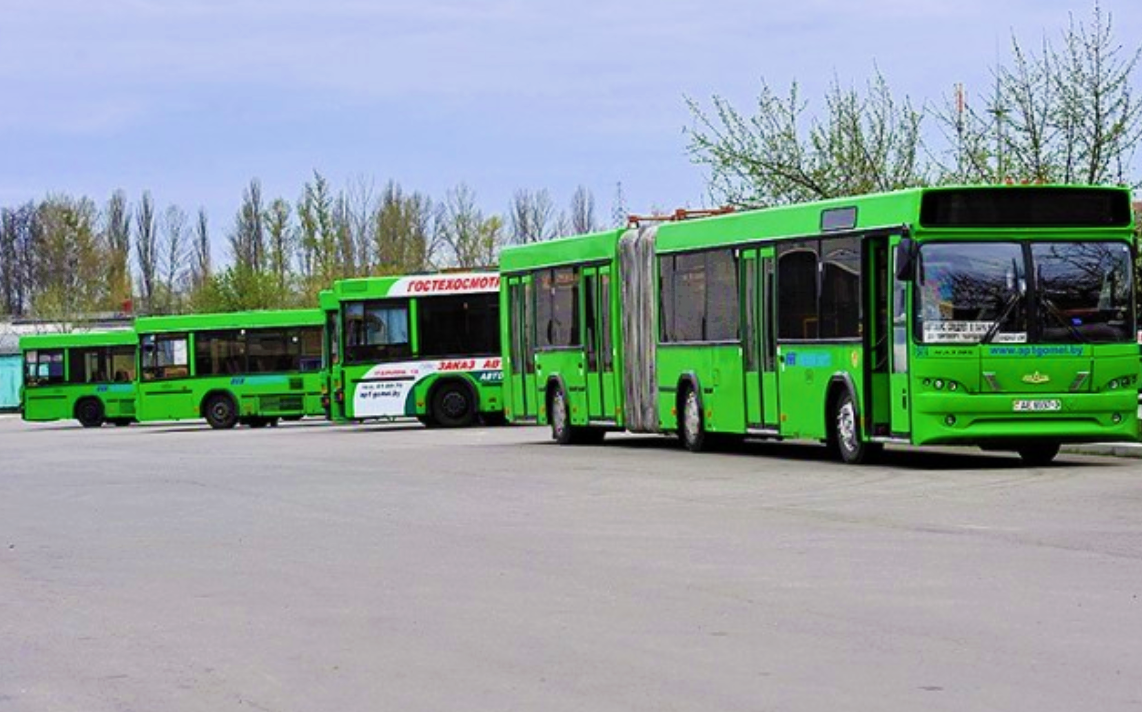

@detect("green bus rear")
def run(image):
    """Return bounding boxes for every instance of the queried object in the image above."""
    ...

[134,309,326,429]
[500,185,1139,465]
[329,272,503,427]
[20,330,138,427]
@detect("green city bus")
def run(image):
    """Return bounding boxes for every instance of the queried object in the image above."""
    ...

[20,329,138,427]
[134,309,326,429]
[500,185,1139,465]
[328,271,503,426]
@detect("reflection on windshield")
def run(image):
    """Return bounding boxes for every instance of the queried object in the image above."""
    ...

[917,241,1135,344]
[918,242,1026,343]
[1032,242,1133,343]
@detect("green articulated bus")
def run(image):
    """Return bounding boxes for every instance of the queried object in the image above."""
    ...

[500,185,1139,465]
[20,329,139,427]
[327,271,503,427]
[134,309,326,429]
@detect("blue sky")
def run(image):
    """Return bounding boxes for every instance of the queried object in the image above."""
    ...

[1,0,1138,251]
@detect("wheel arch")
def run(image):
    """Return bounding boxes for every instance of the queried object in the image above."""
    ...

[825,372,862,436]
[675,372,703,429]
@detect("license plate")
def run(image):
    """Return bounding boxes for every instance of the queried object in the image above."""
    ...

[1013,399,1061,412]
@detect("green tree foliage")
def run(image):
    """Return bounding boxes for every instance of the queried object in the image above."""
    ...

[373,181,434,275]
[687,71,927,206]
[31,195,106,321]
[938,4,1141,186]
[103,190,132,313]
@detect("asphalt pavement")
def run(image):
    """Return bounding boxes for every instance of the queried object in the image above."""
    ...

[2,415,1141,712]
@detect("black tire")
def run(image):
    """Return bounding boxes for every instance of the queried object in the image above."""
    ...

[831,390,882,464]
[1018,442,1060,466]
[432,382,476,428]
[204,393,238,430]
[679,386,707,453]
[75,398,105,428]
[550,386,575,445]
[417,415,439,429]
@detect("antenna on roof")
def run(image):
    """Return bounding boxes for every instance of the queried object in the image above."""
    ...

[627,206,734,228]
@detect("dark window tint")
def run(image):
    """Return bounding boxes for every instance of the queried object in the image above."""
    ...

[195,330,245,376]
[345,300,411,363]
[326,312,340,365]
[298,327,323,371]
[743,259,758,371]
[141,334,189,380]
[660,249,739,343]
[418,292,500,358]
[778,242,819,339]
[536,268,580,348]
[920,188,1132,227]
[24,349,65,385]
[69,346,135,383]
[584,273,598,370]
[705,249,739,341]
[246,329,299,374]
[820,236,862,338]
[600,273,613,372]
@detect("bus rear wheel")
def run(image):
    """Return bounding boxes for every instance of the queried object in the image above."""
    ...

[75,398,105,428]
[204,394,238,430]
[432,382,476,428]
[1017,442,1060,467]
[831,391,881,465]
[679,387,707,453]
[550,387,574,445]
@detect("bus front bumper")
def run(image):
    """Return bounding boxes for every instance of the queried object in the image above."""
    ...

[911,391,1140,446]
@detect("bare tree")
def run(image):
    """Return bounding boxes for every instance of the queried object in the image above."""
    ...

[103,190,132,313]
[231,179,266,273]
[438,184,502,268]
[345,175,376,274]
[297,171,338,290]
[134,191,158,312]
[160,205,188,313]
[568,185,598,234]
[508,188,558,244]
[191,208,211,291]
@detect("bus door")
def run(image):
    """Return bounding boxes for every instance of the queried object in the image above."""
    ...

[865,236,892,437]
[740,250,763,427]
[582,265,615,423]
[507,275,538,420]
[324,308,342,419]
[888,234,912,437]
[759,248,779,429]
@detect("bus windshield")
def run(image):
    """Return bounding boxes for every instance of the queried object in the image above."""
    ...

[918,241,1134,344]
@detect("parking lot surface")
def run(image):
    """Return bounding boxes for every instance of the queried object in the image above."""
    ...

[2,415,1141,712]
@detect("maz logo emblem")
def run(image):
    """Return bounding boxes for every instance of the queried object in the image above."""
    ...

[1022,371,1051,385]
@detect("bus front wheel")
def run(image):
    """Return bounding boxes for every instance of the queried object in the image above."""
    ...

[204,394,238,430]
[75,398,105,428]
[831,391,881,465]
[1017,442,1060,467]
[550,387,574,444]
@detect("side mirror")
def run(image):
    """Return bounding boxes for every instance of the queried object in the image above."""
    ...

[895,237,917,282]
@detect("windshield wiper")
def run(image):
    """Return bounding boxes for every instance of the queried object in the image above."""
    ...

[980,291,1025,344]
[1038,294,1088,343]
